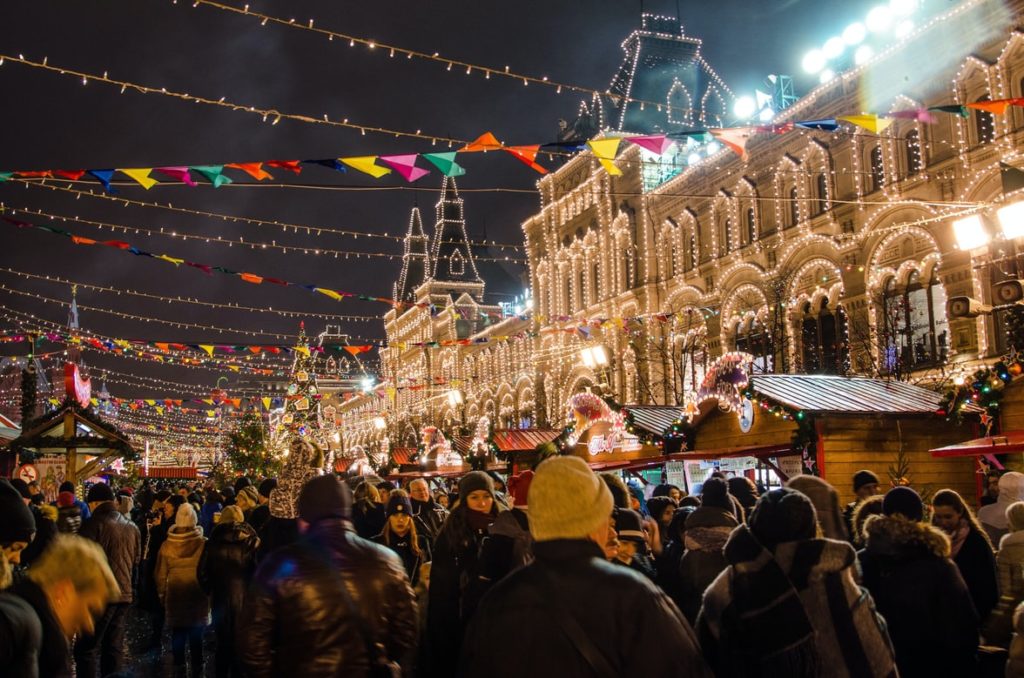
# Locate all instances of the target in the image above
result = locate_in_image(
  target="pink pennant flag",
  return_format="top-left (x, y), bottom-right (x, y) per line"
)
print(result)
top-left (885, 108), bottom-right (938, 124)
top-left (156, 166), bottom-right (197, 186)
top-left (709, 128), bottom-right (754, 162)
top-left (626, 135), bottom-right (673, 155)
top-left (379, 155), bottom-right (430, 183)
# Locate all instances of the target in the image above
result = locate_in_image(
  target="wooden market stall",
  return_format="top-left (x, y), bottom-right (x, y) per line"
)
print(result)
top-left (686, 373), bottom-right (975, 506)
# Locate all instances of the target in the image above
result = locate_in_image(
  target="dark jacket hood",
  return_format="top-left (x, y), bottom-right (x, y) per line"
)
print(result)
top-left (862, 513), bottom-right (950, 561)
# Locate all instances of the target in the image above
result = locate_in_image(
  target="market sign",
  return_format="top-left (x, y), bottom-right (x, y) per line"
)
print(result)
top-left (588, 430), bottom-right (642, 456)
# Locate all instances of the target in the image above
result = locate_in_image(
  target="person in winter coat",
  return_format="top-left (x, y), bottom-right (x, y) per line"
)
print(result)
top-left (197, 505), bottom-right (259, 678)
top-left (848, 494), bottom-right (884, 549)
top-left (9, 479), bottom-right (55, 569)
top-left (373, 490), bottom-right (431, 584)
top-left (727, 476), bottom-right (759, 517)
top-left (931, 488), bottom-right (998, 623)
top-left (787, 474), bottom-right (849, 541)
top-left (409, 478), bottom-right (449, 544)
top-left (199, 490), bottom-right (223, 536)
top-left (652, 483), bottom-right (684, 503)
top-left (611, 507), bottom-right (657, 579)
top-left (988, 502), bottom-right (1024, 646)
top-left (600, 472), bottom-right (632, 510)
top-left (352, 481), bottom-right (387, 540)
top-left (427, 471), bottom-right (503, 677)
top-left (234, 486), bottom-right (260, 522)
top-left (677, 477), bottom-right (740, 624)
top-left (239, 474), bottom-right (418, 676)
top-left (979, 471), bottom-right (1024, 544)
top-left (657, 505), bottom-right (696, 613)
top-left (857, 486), bottom-right (979, 677)
top-left (249, 478), bottom-right (275, 535)
top-left (75, 482), bottom-right (141, 678)
top-left (56, 481), bottom-right (91, 520)
top-left (260, 438), bottom-right (322, 559)
top-left (697, 487), bottom-right (897, 678)
top-left (156, 503), bottom-right (211, 677)
top-left (480, 470), bottom-right (534, 583)
top-left (459, 456), bottom-right (712, 678)
top-left (55, 491), bottom-right (81, 535)
top-left (843, 470), bottom-right (881, 539)
top-left (647, 495), bottom-right (679, 548)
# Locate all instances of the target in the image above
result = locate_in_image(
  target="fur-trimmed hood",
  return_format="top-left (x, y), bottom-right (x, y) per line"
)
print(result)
top-left (862, 513), bottom-right (950, 560)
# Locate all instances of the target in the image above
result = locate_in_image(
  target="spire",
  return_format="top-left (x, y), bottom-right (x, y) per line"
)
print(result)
top-left (68, 285), bottom-right (79, 330)
top-left (430, 177), bottom-right (482, 285)
top-left (394, 207), bottom-right (431, 303)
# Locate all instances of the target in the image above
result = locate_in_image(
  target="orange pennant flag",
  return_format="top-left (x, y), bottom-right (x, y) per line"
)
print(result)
top-left (709, 127), bottom-right (755, 162)
top-left (967, 99), bottom-right (1015, 115)
top-left (504, 145), bottom-right (548, 174)
top-left (461, 132), bottom-right (503, 152)
top-left (240, 273), bottom-right (263, 284)
top-left (226, 162), bottom-right (274, 181)
top-left (72, 236), bottom-right (97, 245)
top-left (343, 345), bottom-right (373, 356)
top-left (155, 342), bottom-right (170, 352)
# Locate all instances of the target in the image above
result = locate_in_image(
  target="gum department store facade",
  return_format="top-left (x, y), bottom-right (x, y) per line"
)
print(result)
top-left (340, 1), bottom-right (1024, 459)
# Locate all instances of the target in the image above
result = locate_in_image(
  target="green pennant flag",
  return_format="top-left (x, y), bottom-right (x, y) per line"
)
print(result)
top-left (421, 152), bottom-right (467, 177)
top-left (0, 172), bottom-right (11, 182)
top-left (929, 105), bottom-right (970, 119)
top-left (190, 165), bottom-right (233, 188)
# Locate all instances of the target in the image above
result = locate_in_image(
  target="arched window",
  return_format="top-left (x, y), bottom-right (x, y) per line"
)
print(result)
top-left (689, 230), bottom-right (697, 271)
top-left (906, 130), bottom-right (922, 176)
top-left (724, 219), bottom-right (733, 254)
top-left (788, 187), bottom-right (799, 227)
top-left (815, 174), bottom-right (829, 214)
top-left (880, 271), bottom-right (950, 375)
top-left (799, 299), bottom-right (848, 374)
top-left (975, 95), bottom-right (996, 144)
top-left (869, 146), bottom-right (884, 192)
top-left (592, 263), bottom-right (600, 302)
top-left (735, 318), bottom-right (774, 373)
top-left (579, 269), bottom-right (587, 307)
top-left (746, 208), bottom-right (757, 244)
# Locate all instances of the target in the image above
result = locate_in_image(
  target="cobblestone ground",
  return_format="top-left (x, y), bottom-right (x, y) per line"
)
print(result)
top-left (118, 605), bottom-right (216, 678)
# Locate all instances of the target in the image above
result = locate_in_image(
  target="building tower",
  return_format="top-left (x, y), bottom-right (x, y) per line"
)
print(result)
top-left (393, 207), bottom-right (431, 304)
top-left (429, 177), bottom-right (484, 300)
top-left (606, 14), bottom-right (732, 134)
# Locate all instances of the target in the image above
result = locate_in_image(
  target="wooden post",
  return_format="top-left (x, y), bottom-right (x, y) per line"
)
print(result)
top-left (63, 409), bottom-right (77, 483)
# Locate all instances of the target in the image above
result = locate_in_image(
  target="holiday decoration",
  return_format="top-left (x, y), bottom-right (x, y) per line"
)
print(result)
top-left (938, 355), bottom-right (1021, 431)
top-left (419, 425), bottom-right (461, 468)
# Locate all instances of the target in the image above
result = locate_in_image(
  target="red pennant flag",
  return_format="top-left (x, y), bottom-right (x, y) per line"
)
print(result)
top-left (103, 240), bottom-right (132, 249)
top-left (266, 160), bottom-right (302, 174)
top-left (504, 145), bottom-right (548, 174)
top-left (15, 171), bottom-right (52, 178)
top-left (249, 346), bottom-right (263, 354)
top-left (54, 170), bottom-right (86, 180)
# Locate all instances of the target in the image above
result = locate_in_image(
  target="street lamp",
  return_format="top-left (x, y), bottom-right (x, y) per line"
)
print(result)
top-left (579, 345), bottom-right (609, 369)
top-left (447, 390), bottom-right (463, 407)
top-left (998, 201), bottom-right (1024, 239)
top-left (373, 416), bottom-right (387, 431)
top-left (952, 214), bottom-right (990, 251)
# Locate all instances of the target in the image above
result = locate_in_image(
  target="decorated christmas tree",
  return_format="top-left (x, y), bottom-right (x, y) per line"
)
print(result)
top-left (280, 323), bottom-right (322, 439)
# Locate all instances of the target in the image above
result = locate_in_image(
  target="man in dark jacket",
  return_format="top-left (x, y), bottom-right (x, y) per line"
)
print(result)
top-left (409, 478), bottom-right (448, 543)
top-left (10, 478), bottom-right (56, 567)
top-left (459, 456), bottom-right (711, 678)
top-left (74, 482), bottom-right (141, 678)
top-left (858, 486), bottom-right (979, 677)
top-left (239, 474), bottom-right (418, 676)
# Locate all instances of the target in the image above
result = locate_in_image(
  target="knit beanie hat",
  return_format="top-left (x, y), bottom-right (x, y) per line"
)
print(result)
top-left (258, 478), bottom-right (278, 498)
top-left (700, 477), bottom-right (733, 512)
top-left (233, 476), bottom-right (252, 493)
top-left (297, 474), bottom-right (352, 524)
top-left (8, 478), bottom-right (30, 500)
top-left (613, 508), bottom-right (646, 543)
top-left (853, 470), bottom-right (880, 493)
top-left (377, 480), bottom-right (397, 493)
top-left (238, 486), bottom-right (259, 507)
top-left (0, 479), bottom-right (35, 544)
top-left (386, 491), bottom-right (413, 518)
top-left (1007, 502), bottom-right (1024, 532)
top-left (508, 470), bottom-right (534, 509)
top-left (882, 486), bottom-right (924, 522)
top-left (748, 487), bottom-right (817, 551)
top-left (219, 505), bottom-right (245, 524)
top-left (58, 481), bottom-right (75, 494)
top-left (175, 503), bottom-right (198, 529)
top-left (458, 471), bottom-right (494, 500)
top-left (57, 491), bottom-right (76, 508)
top-left (528, 456), bottom-right (613, 542)
top-left (86, 482), bottom-right (115, 503)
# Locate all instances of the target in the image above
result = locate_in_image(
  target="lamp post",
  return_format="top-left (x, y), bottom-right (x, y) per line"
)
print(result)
top-left (580, 345), bottom-right (612, 395)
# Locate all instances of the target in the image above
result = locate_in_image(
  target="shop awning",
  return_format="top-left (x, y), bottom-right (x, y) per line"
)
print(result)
top-left (624, 406), bottom-right (687, 437)
top-left (491, 429), bottom-right (560, 452)
top-left (141, 466), bottom-right (197, 479)
top-left (586, 443), bottom-right (794, 473)
top-left (749, 374), bottom-right (943, 415)
top-left (391, 447), bottom-right (418, 465)
top-left (930, 431), bottom-right (1024, 458)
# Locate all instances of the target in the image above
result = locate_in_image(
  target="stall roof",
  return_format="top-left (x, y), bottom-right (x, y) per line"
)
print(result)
top-left (491, 429), bottom-right (560, 452)
top-left (624, 406), bottom-right (687, 436)
top-left (391, 447), bottom-right (417, 466)
top-left (749, 375), bottom-right (943, 415)
top-left (930, 431), bottom-right (1024, 457)
top-left (140, 466), bottom-right (197, 479)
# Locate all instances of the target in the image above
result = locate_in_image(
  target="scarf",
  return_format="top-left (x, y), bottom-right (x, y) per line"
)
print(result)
top-left (467, 507), bottom-right (495, 533)
top-left (949, 522), bottom-right (970, 558)
top-left (725, 525), bottom-right (821, 676)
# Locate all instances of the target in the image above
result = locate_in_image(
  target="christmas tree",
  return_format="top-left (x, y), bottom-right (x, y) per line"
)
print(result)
top-left (221, 409), bottom-right (280, 479)
top-left (280, 323), bottom-right (323, 439)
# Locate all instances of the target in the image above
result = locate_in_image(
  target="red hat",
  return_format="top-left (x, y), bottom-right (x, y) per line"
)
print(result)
top-left (57, 491), bottom-right (76, 507)
top-left (508, 470), bottom-right (534, 509)
top-left (118, 487), bottom-right (134, 496)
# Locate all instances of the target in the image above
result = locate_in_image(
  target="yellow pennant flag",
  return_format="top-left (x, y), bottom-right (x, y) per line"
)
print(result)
top-left (199, 344), bottom-right (214, 356)
top-left (386, 386), bottom-right (397, 403)
top-left (156, 406), bottom-right (164, 415)
top-left (315, 287), bottom-right (344, 301)
top-left (262, 397), bottom-right (271, 410)
top-left (587, 138), bottom-right (623, 176)
top-left (838, 114), bottom-right (893, 134)
top-left (340, 156), bottom-right (391, 178)
top-left (228, 365), bottom-right (241, 372)
top-left (158, 254), bottom-right (184, 266)
top-left (295, 346), bottom-right (311, 357)
top-left (207, 410), bottom-right (216, 417)
top-left (145, 399), bottom-right (156, 406)
top-left (121, 168), bottom-right (157, 189)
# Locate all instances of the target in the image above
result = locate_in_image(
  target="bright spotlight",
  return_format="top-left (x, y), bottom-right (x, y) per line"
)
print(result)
top-left (998, 201), bottom-right (1024, 239)
top-left (890, 0), bottom-right (918, 16)
top-left (952, 215), bottom-right (990, 250)
top-left (802, 49), bottom-right (826, 74)
top-left (820, 69), bottom-right (836, 84)
top-left (866, 5), bottom-right (893, 32)
top-left (854, 45), bottom-right (874, 65)
top-left (733, 96), bottom-right (756, 119)
top-left (706, 141), bottom-right (721, 154)
top-left (687, 152), bottom-right (702, 165)
top-left (758, 107), bottom-right (775, 122)
top-left (823, 37), bottom-right (845, 59)
top-left (842, 22), bottom-right (867, 45)
top-left (361, 377), bottom-right (375, 392)
top-left (894, 20), bottom-right (914, 38)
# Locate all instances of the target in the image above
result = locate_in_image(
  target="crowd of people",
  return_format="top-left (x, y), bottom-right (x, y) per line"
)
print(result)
top-left (5, 448), bottom-right (1024, 676)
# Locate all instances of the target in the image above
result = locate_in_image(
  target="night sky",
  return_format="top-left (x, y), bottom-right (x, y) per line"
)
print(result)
top-left (0, 0), bottom-right (903, 404)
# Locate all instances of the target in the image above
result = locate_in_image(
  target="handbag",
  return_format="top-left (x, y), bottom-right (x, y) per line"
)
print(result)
top-left (534, 567), bottom-right (618, 678)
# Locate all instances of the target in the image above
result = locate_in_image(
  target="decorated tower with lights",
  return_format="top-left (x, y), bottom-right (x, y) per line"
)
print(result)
top-left (394, 206), bottom-right (431, 304)
top-left (280, 323), bottom-right (322, 439)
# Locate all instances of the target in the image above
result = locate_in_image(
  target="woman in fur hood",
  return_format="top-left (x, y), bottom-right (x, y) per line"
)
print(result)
top-left (857, 486), bottom-right (979, 678)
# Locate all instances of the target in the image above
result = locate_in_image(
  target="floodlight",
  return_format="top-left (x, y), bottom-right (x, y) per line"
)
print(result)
top-left (802, 49), bottom-right (825, 74)
top-left (952, 214), bottom-right (990, 250)
top-left (890, 0), bottom-right (918, 16)
top-left (820, 69), bottom-right (836, 84)
top-left (373, 416), bottom-right (387, 430)
top-left (842, 22), bottom-right (867, 45)
top-left (706, 141), bottom-right (721, 154)
top-left (759, 107), bottom-right (775, 122)
top-left (854, 45), bottom-right (874, 65)
top-left (361, 377), bottom-right (375, 392)
top-left (733, 96), bottom-right (756, 119)
top-left (894, 20), bottom-right (914, 38)
top-left (687, 152), bottom-right (702, 165)
top-left (823, 37), bottom-right (845, 59)
top-left (998, 201), bottom-right (1024, 239)
top-left (866, 6), bottom-right (893, 32)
